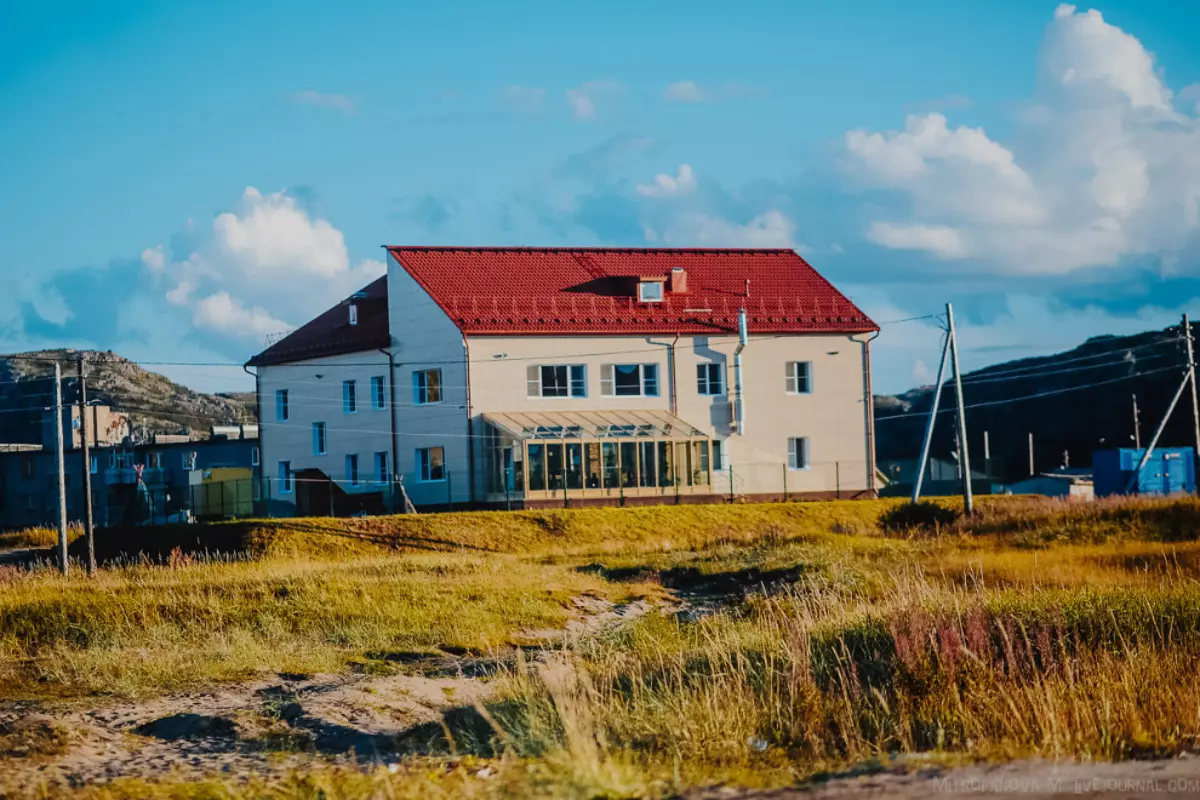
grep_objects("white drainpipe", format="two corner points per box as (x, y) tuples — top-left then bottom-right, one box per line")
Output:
(734, 308), (748, 435)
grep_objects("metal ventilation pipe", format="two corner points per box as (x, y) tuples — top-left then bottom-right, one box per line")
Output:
(734, 308), (748, 435)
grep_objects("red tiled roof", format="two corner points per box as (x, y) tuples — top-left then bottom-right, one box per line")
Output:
(386, 247), (876, 335)
(246, 276), (389, 367)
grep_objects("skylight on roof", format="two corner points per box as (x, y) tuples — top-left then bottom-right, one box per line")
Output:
(638, 281), (664, 303)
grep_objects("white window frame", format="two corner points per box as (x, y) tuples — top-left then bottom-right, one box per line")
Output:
(345, 453), (359, 486)
(786, 361), (813, 395)
(412, 369), (443, 405)
(527, 364), (587, 398)
(638, 281), (665, 303)
(600, 363), (660, 397)
(374, 451), (390, 484)
(787, 436), (810, 470)
(343, 379), (357, 414)
(275, 389), (289, 422)
(696, 363), (724, 396)
(312, 422), (327, 456)
(416, 446), (446, 482)
(370, 375), (387, 410)
(278, 460), (293, 494)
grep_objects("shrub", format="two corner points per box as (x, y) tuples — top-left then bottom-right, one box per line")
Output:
(879, 501), (960, 533)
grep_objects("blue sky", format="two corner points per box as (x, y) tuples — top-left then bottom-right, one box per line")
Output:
(3, 1), (1200, 393)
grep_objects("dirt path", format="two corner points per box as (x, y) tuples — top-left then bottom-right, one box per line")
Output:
(692, 755), (1200, 799)
(0, 596), (655, 794)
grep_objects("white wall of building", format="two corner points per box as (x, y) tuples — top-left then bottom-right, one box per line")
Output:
(466, 330), (873, 497)
(257, 350), (392, 511)
(386, 253), (471, 507)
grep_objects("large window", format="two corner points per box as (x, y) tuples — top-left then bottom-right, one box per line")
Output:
(527, 365), (587, 398)
(417, 446), (445, 481)
(343, 380), (357, 414)
(375, 451), (389, 484)
(696, 363), (724, 395)
(788, 437), (810, 470)
(312, 422), (327, 456)
(601, 363), (659, 397)
(275, 389), (289, 421)
(345, 454), (359, 486)
(278, 461), (293, 494)
(786, 361), (812, 394)
(371, 376), (387, 410)
(413, 369), (442, 405)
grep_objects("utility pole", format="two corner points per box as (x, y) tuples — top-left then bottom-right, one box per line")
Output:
(53, 363), (68, 576)
(912, 328), (950, 503)
(77, 354), (96, 575)
(1132, 394), (1142, 448)
(983, 430), (990, 476)
(1184, 314), (1200, 466)
(946, 303), (974, 515)
(1028, 433), (1035, 476)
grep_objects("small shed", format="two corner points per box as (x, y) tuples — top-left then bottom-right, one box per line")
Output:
(1007, 472), (1094, 500)
(1092, 448), (1196, 497)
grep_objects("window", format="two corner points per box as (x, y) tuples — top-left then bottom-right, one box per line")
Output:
(786, 361), (812, 394)
(638, 280), (664, 303)
(417, 446), (445, 482)
(278, 461), (293, 494)
(712, 440), (724, 471)
(371, 376), (387, 410)
(527, 364), (587, 398)
(146, 452), (161, 469)
(601, 364), (659, 397)
(89, 455), (98, 474)
(696, 363), (724, 395)
(348, 303), (358, 326)
(343, 380), (357, 414)
(276, 389), (289, 421)
(345, 454), (359, 486)
(312, 422), (327, 456)
(182, 451), (197, 470)
(412, 369), (442, 405)
(375, 451), (390, 484)
(788, 437), (810, 470)
(251, 446), (260, 467)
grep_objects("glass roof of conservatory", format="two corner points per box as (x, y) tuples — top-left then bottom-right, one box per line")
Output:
(482, 410), (707, 441)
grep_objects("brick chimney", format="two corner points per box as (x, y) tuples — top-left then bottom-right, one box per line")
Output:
(670, 266), (688, 293)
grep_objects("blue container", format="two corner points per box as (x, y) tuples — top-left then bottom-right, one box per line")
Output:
(1092, 447), (1196, 497)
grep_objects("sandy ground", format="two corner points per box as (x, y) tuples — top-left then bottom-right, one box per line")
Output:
(0, 596), (655, 794)
(691, 756), (1200, 799)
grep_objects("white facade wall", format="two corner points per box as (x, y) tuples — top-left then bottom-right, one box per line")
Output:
(386, 254), (471, 507)
(466, 332), (873, 497)
(257, 351), (393, 511)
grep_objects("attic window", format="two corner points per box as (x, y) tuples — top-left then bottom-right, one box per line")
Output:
(638, 280), (665, 303)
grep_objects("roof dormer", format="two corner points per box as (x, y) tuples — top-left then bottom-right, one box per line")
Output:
(638, 277), (666, 303)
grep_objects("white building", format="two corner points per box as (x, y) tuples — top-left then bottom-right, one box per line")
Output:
(247, 247), (879, 512)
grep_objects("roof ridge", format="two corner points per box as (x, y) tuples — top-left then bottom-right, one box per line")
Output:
(386, 245), (796, 254)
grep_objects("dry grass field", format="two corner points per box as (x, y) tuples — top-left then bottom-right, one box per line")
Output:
(2, 496), (1200, 798)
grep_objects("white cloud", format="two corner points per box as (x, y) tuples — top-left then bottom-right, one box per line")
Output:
(844, 5), (1200, 276)
(664, 80), (706, 103)
(565, 79), (626, 121)
(288, 90), (357, 114)
(649, 209), (797, 249)
(152, 187), (385, 341)
(867, 222), (971, 259)
(498, 85), (546, 115)
(636, 164), (696, 197)
(141, 246), (165, 271)
(193, 291), (290, 338)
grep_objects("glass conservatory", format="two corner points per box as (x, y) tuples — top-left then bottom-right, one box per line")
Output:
(481, 410), (716, 504)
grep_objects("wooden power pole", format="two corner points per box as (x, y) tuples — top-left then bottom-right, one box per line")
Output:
(53, 363), (68, 575)
(1132, 394), (1142, 448)
(77, 354), (96, 575)
(946, 303), (974, 515)
(1185, 314), (1200, 465)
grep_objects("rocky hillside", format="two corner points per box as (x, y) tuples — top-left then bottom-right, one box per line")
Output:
(874, 325), (1194, 482)
(0, 350), (255, 445)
